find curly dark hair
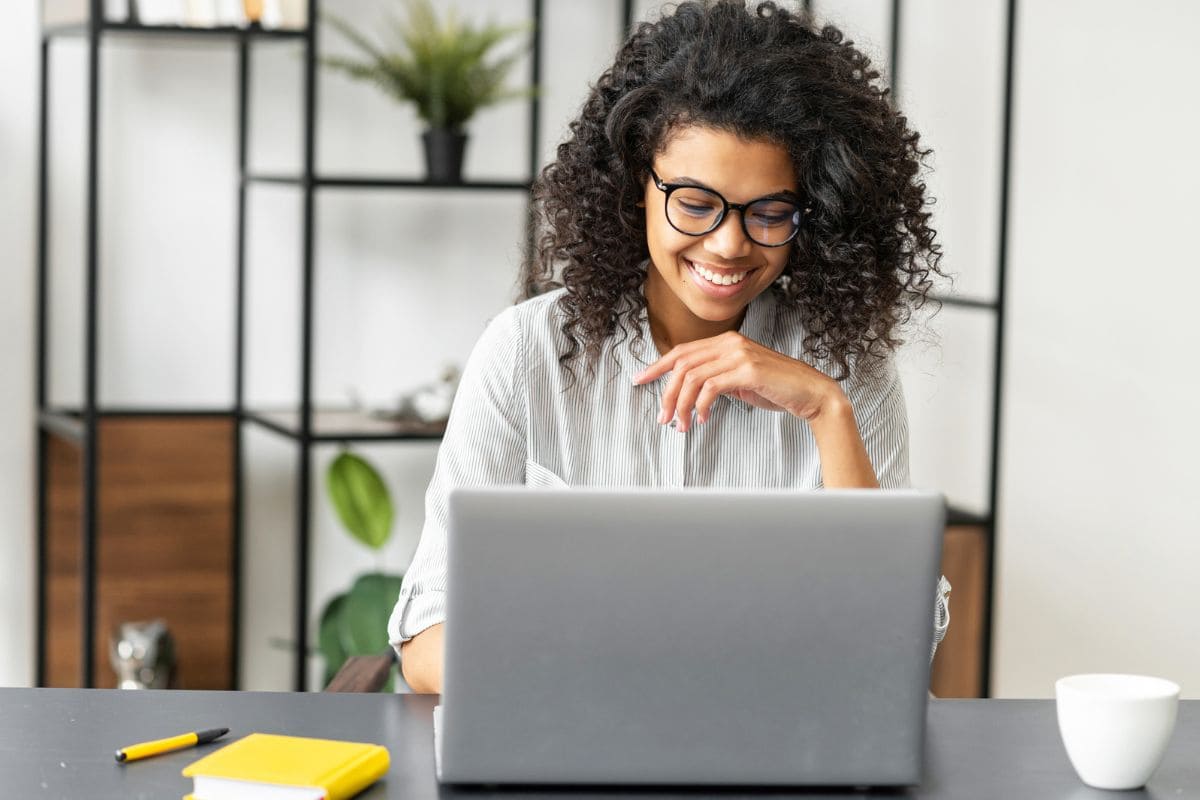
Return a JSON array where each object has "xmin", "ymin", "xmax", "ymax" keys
[{"xmin": 522, "ymin": 0, "xmax": 945, "ymax": 381}]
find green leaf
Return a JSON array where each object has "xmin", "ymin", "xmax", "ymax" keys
[
  {"xmin": 317, "ymin": 572, "xmax": 405, "ymax": 691},
  {"xmin": 341, "ymin": 573, "xmax": 404, "ymax": 655},
  {"xmin": 317, "ymin": 593, "xmax": 349, "ymax": 686},
  {"xmin": 326, "ymin": 451, "xmax": 394, "ymax": 550}
]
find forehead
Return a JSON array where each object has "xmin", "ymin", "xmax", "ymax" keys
[{"xmin": 654, "ymin": 125, "xmax": 796, "ymax": 197}]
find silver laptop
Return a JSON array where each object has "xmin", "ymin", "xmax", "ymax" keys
[{"xmin": 435, "ymin": 487, "xmax": 944, "ymax": 787}]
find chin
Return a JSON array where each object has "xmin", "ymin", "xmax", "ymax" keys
[{"xmin": 685, "ymin": 297, "xmax": 753, "ymax": 323}]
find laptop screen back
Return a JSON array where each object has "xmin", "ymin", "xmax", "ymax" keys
[{"xmin": 439, "ymin": 487, "xmax": 944, "ymax": 786}]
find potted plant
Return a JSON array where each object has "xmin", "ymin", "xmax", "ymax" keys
[
  {"xmin": 318, "ymin": 449, "xmax": 404, "ymax": 691},
  {"xmin": 323, "ymin": 0, "xmax": 534, "ymax": 183}
]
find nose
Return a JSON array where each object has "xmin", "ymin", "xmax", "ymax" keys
[{"xmin": 702, "ymin": 210, "xmax": 754, "ymax": 260}]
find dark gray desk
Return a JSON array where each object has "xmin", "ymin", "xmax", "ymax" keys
[{"xmin": 1, "ymin": 688, "xmax": 1196, "ymax": 799}]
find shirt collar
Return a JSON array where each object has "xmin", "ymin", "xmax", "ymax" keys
[{"xmin": 617, "ymin": 283, "xmax": 778, "ymax": 414}]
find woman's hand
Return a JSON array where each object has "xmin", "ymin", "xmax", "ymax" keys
[
  {"xmin": 632, "ymin": 330, "xmax": 842, "ymax": 432},
  {"xmin": 633, "ymin": 331, "xmax": 879, "ymax": 488}
]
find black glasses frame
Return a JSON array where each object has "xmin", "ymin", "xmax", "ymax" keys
[{"xmin": 648, "ymin": 168, "xmax": 810, "ymax": 248}]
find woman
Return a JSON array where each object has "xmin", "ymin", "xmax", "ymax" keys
[{"xmin": 391, "ymin": 0, "xmax": 949, "ymax": 694}]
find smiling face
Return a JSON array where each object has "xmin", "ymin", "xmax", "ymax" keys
[{"xmin": 642, "ymin": 125, "xmax": 798, "ymax": 351}]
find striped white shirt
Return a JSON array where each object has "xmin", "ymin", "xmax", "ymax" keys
[{"xmin": 389, "ymin": 286, "xmax": 951, "ymax": 661}]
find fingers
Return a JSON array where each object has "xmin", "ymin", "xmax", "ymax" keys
[
  {"xmin": 639, "ymin": 331, "xmax": 832, "ymax": 429},
  {"xmin": 632, "ymin": 363, "xmax": 665, "ymax": 386},
  {"xmin": 694, "ymin": 367, "xmax": 756, "ymax": 423},
  {"xmin": 661, "ymin": 358, "xmax": 733, "ymax": 431},
  {"xmin": 632, "ymin": 336, "xmax": 723, "ymax": 385},
  {"xmin": 633, "ymin": 348, "xmax": 684, "ymax": 385},
  {"xmin": 638, "ymin": 333, "xmax": 778, "ymax": 431}
]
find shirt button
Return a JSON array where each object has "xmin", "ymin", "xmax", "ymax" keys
[{"xmin": 668, "ymin": 420, "xmax": 677, "ymax": 429}]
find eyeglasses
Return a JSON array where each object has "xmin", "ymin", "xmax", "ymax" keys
[{"xmin": 649, "ymin": 168, "xmax": 808, "ymax": 248}]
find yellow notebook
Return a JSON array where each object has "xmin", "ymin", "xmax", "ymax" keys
[{"xmin": 182, "ymin": 732, "xmax": 390, "ymax": 800}]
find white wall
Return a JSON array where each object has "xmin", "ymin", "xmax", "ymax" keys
[
  {"xmin": 993, "ymin": 0, "xmax": 1200, "ymax": 697},
  {"xmin": 0, "ymin": 0, "xmax": 38, "ymax": 687},
  {"xmin": 4, "ymin": 0, "xmax": 1198, "ymax": 697},
  {"xmin": 828, "ymin": 0, "xmax": 1200, "ymax": 697}
]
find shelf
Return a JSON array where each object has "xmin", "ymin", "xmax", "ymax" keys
[
  {"xmin": 40, "ymin": 406, "xmax": 235, "ymax": 416},
  {"xmin": 946, "ymin": 505, "xmax": 992, "ymax": 528},
  {"xmin": 243, "ymin": 409, "xmax": 446, "ymax": 443},
  {"xmin": 244, "ymin": 174, "xmax": 534, "ymax": 192},
  {"xmin": 43, "ymin": 21, "xmax": 307, "ymax": 41},
  {"xmin": 932, "ymin": 294, "xmax": 999, "ymax": 312},
  {"xmin": 35, "ymin": 0, "xmax": 538, "ymax": 693},
  {"xmin": 39, "ymin": 407, "xmax": 236, "ymax": 444},
  {"xmin": 38, "ymin": 410, "xmax": 85, "ymax": 443},
  {"xmin": 41, "ymin": 406, "xmax": 444, "ymax": 445}
]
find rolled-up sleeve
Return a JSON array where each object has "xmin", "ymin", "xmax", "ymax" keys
[
  {"xmin": 931, "ymin": 575, "xmax": 952, "ymax": 664},
  {"xmin": 388, "ymin": 305, "xmax": 527, "ymax": 653}
]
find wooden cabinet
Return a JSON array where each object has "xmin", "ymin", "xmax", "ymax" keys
[
  {"xmin": 43, "ymin": 416, "xmax": 234, "ymax": 689},
  {"xmin": 43, "ymin": 418, "xmax": 989, "ymax": 695},
  {"xmin": 930, "ymin": 524, "xmax": 990, "ymax": 697}
]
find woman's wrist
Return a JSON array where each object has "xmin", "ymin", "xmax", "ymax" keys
[
  {"xmin": 803, "ymin": 383, "xmax": 879, "ymax": 489},
  {"xmin": 790, "ymin": 378, "xmax": 850, "ymax": 426}
]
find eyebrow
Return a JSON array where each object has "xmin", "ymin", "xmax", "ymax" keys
[{"xmin": 670, "ymin": 174, "xmax": 801, "ymax": 203}]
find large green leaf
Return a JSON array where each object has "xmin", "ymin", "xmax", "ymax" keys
[
  {"xmin": 341, "ymin": 573, "xmax": 402, "ymax": 654},
  {"xmin": 318, "ymin": 572, "xmax": 405, "ymax": 691},
  {"xmin": 317, "ymin": 593, "xmax": 349, "ymax": 686},
  {"xmin": 326, "ymin": 451, "xmax": 394, "ymax": 550}
]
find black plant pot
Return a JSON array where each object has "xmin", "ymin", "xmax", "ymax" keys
[{"xmin": 421, "ymin": 128, "xmax": 468, "ymax": 183}]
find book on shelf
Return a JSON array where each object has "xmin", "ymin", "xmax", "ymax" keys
[
  {"xmin": 42, "ymin": 0, "xmax": 89, "ymax": 26},
  {"xmin": 42, "ymin": 0, "xmax": 307, "ymax": 29}
]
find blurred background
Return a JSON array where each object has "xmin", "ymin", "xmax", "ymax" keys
[{"xmin": 1, "ymin": 0, "xmax": 1197, "ymax": 697}]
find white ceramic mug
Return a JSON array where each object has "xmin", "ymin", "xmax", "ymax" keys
[{"xmin": 1056, "ymin": 673, "xmax": 1180, "ymax": 790}]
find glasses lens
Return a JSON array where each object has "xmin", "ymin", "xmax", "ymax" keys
[
  {"xmin": 744, "ymin": 199, "xmax": 801, "ymax": 246},
  {"xmin": 666, "ymin": 188, "xmax": 724, "ymax": 234}
]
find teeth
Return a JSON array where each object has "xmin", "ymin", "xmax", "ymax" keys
[{"xmin": 691, "ymin": 262, "xmax": 747, "ymax": 286}]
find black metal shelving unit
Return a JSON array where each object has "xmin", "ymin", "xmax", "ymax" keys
[
  {"xmin": 39, "ymin": 0, "xmax": 1009, "ymax": 695},
  {"xmin": 35, "ymin": 0, "xmax": 544, "ymax": 691},
  {"xmin": 881, "ymin": 0, "xmax": 1017, "ymax": 696}
]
